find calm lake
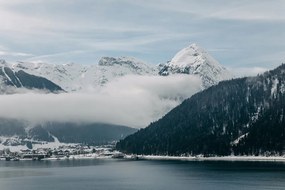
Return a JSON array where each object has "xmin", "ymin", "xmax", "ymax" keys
[{"xmin": 0, "ymin": 159, "xmax": 285, "ymax": 190}]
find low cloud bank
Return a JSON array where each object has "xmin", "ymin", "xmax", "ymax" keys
[
  {"xmin": 229, "ymin": 67, "xmax": 268, "ymax": 77},
  {"xmin": 0, "ymin": 75, "xmax": 202, "ymax": 128}
]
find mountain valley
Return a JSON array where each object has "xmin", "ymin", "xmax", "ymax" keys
[{"xmin": 0, "ymin": 44, "xmax": 234, "ymax": 150}]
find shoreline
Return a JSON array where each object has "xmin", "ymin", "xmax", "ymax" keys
[
  {"xmin": 2, "ymin": 153, "xmax": 285, "ymax": 162},
  {"xmin": 138, "ymin": 155, "xmax": 285, "ymax": 162}
]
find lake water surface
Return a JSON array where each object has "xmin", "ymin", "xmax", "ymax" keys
[{"xmin": 0, "ymin": 159, "xmax": 285, "ymax": 190}]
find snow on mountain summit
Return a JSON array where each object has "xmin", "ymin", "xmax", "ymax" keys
[
  {"xmin": 98, "ymin": 56, "xmax": 156, "ymax": 74},
  {"xmin": 0, "ymin": 45, "xmax": 232, "ymax": 92},
  {"xmin": 159, "ymin": 44, "xmax": 233, "ymax": 88},
  {"xmin": 9, "ymin": 56, "xmax": 157, "ymax": 92},
  {"xmin": 170, "ymin": 43, "xmax": 205, "ymax": 68}
]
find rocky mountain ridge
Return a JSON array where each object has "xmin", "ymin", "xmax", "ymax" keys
[{"xmin": 1, "ymin": 44, "xmax": 232, "ymax": 91}]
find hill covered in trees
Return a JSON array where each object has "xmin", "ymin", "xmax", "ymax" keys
[{"xmin": 117, "ymin": 64, "xmax": 285, "ymax": 156}]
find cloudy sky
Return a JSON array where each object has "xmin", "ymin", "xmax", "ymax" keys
[{"xmin": 0, "ymin": 0, "xmax": 284, "ymax": 70}]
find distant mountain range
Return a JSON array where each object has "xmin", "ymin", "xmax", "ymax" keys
[
  {"xmin": 1, "ymin": 44, "xmax": 233, "ymax": 92},
  {"xmin": 0, "ymin": 118, "xmax": 137, "ymax": 148},
  {"xmin": 117, "ymin": 64, "xmax": 285, "ymax": 156},
  {"xmin": 6, "ymin": 57, "xmax": 157, "ymax": 92},
  {"xmin": 0, "ymin": 44, "xmax": 234, "ymax": 149}
]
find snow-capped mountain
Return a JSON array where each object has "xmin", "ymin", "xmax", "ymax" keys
[
  {"xmin": 0, "ymin": 44, "xmax": 234, "ymax": 149},
  {"xmin": 0, "ymin": 60, "xmax": 63, "ymax": 94},
  {"xmin": 8, "ymin": 57, "xmax": 157, "ymax": 92},
  {"xmin": 159, "ymin": 44, "xmax": 233, "ymax": 88},
  {"xmin": 0, "ymin": 44, "xmax": 232, "ymax": 92}
]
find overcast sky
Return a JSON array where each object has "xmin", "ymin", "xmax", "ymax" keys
[{"xmin": 0, "ymin": 0, "xmax": 284, "ymax": 70}]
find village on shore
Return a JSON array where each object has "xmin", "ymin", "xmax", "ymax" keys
[
  {"xmin": 1, "ymin": 142, "xmax": 285, "ymax": 163},
  {"xmin": 0, "ymin": 143, "xmax": 136, "ymax": 161}
]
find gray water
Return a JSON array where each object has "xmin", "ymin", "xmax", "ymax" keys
[{"xmin": 0, "ymin": 159, "xmax": 285, "ymax": 190}]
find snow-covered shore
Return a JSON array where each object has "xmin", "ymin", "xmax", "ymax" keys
[
  {"xmin": 2, "ymin": 154, "xmax": 285, "ymax": 162},
  {"xmin": 139, "ymin": 155, "xmax": 285, "ymax": 162},
  {"xmin": 41, "ymin": 154, "xmax": 285, "ymax": 162}
]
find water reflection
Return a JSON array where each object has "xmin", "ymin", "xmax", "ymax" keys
[{"xmin": 0, "ymin": 159, "xmax": 285, "ymax": 190}]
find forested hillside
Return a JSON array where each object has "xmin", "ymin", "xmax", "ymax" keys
[{"xmin": 117, "ymin": 64, "xmax": 285, "ymax": 156}]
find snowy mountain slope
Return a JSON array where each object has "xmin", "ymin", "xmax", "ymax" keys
[
  {"xmin": 8, "ymin": 57, "xmax": 157, "ymax": 92},
  {"xmin": 159, "ymin": 44, "xmax": 233, "ymax": 88},
  {"xmin": 1, "ymin": 44, "xmax": 232, "ymax": 92},
  {"xmin": 0, "ymin": 60, "xmax": 63, "ymax": 93}
]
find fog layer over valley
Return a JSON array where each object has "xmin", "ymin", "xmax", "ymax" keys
[
  {"xmin": 0, "ymin": 74, "xmax": 202, "ymax": 128},
  {"xmin": 0, "ymin": 44, "xmax": 229, "ymax": 147}
]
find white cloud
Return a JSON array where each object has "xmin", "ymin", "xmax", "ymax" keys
[
  {"xmin": 0, "ymin": 50, "xmax": 32, "ymax": 57},
  {"xmin": 205, "ymin": 1, "xmax": 285, "ymax": 21},
  {"xmin": 0, "ymin": 45, "xmax": 33, "ymax": 59},
  {"xmin": 229, "ymin": 67, "xmax": 268, "ymax": 77},
  {"xmin": 125, "ymin": 0, "xmax": 285, "ymax": 21},
  {"xmin": 0, "ymin": 75, "xmax": 202, "ymax": 128}
]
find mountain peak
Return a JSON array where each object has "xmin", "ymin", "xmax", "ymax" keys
[
  {"xmin": 169, "ymin": 43, "xmax": 211, "ymax": 68},
  {"xmin": 98, "ymin": 57, "xmax": 118, "ymax": 66},
  {"xmin": 158, "ymin": 44, "xmax": 233, "ymax": 88},
  {"xmin": 187, "ymin": 43, "xmax": 201, "ymax": 51},
  {"xmin": 98, "ymin": 56, "xmax": 145, "ymax": 67},
  {"xmin": 97, "ymin": 56, "xmax": 156, "ymax": 76}
]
